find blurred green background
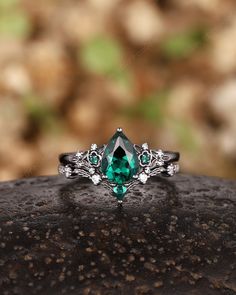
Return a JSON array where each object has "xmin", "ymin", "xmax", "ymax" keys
[{"xmin": 0, "ymin": 0, "xmax": 236, "ymax": 181}]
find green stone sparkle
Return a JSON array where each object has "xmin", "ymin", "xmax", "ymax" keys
[
  {"xmin": 89, "ymin": 153, "xmax": 99, "ymax": 165},
  {"xmin": 113, "ymin": 185, "xmax": 127, "ymax": 200},
  {"xmin": 101, "ymin": 130, "xmax": 139, "ymax": 199},
  {"xmin": 140, "ymin": 151, "xmax": 150, "ymax": 165}
]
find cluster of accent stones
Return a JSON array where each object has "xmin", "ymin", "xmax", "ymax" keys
[
  {"xmin": 58, "ymin": 165, "xmax": 73, "ymax": 178},
  {"xmin": 59, "ymin": 128, "xmax": 179, "ymax": 203},
  {"xmin": 167, "ymin": 163, "xmax": 180, "ymax": 176},
  {"xmin": 58, "ymin": 144, "xmax": 103, "ymax": 184},
  {"xmin": 137, "ymin": 143, "xmax": 151, "ymax": 184},
  {"xmin": 87, "ymin": 144, "xmax": 102, "ymax": 185}
]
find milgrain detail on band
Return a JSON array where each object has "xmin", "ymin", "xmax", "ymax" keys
[{"xmin": 58, "ymin": 130, "xmax": 180, "ymax": 203}]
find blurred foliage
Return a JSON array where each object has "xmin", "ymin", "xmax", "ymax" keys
[
  {"xmin": 109, "ymin": 67, "xmax": 133, "ymax": 90},
  {"xmin": 0, "ymin": 0, "xmax": 19, "ymax": 9},
  {"xmin": 123, "ymin": 92, "xmax": 198, "ymax": 151},
  {"xmin": 0, "ymin": 0, "xmax": 31, "ymax": 38},
  {"xmin": 0, "ymin": 11, "xmax": 31, "ymax": 38},
  {"xmin": 123, "ymin": 91, "xmax": 168, "ymax": 124},
  {"xmin": 80, "ymin": 36, "xmax": 132, "ymax": 89},
  {"xmin": 170, "ymin": 119, "xmax": 199, "ymax": 152},
  {"xmin": 0, "ymin": 0, "xmax": 235, "ymax": 180},
  {"xmin": 23, "ymin": 95, "xmax": 60, "ymax": 133},
  {"xmin": 80, "ymin": 37, "xmax": 123, "ymax": 75},
  {"xmin": 161, "ymin": 28, "xmax": 208, "ymax": 59}
]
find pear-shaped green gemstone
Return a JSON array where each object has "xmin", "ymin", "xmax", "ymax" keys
[{"xmin": 101, "ymin": 130, "xmax": 139, "ymax": 187}]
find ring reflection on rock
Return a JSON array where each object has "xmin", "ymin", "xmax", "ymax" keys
[{"xmin": 58, "ymin": 128, "xmax": 180, "ymax": 204}]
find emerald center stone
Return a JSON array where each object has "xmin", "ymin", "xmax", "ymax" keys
[{"xmin": 101, "ymin": 130, "xmax": 139, "ymax": 187}]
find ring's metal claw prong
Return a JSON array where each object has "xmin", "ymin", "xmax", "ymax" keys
[
  {"xmin": 90, "ymin": 143, "xmax": 97, "ymax": 150},
  {"xmin": 117, "ymin": 127, "xmax": 123, "ymax": 132},
  {"xmin": 142, "ymin": 143, "xmax": 149, "ymax": 150},
  {"xmin": 117, "ymin": 200, "xmax": 123, "ymax": 205}
]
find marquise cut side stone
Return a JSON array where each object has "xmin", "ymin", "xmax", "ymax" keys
[{"xmin": 113, "ymin": 185, "xmax": 127, "ymax": 200}]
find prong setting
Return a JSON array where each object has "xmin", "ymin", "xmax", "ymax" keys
[
  {"xmin": 64, "ymin": 165, "xmax": 72, "ymax": 178},
  {"xmin": 142, "ymin": 143, "xmax": 149, "ymax": 150},
  {"xmin": 138, "ymin": 172, "xmax": 149, "ymax": 184},
  {"xmin": 91, "ymin": 174, "xmax": 101, "ymax": 185},
  {"xmin": 91, "ymin": 143, "xmax": 97, "ymax": 151}
]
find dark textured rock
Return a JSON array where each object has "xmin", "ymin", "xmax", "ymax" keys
[{"xmin": 0, "ymin": 174, "xmax": 235, "ymax": 295}]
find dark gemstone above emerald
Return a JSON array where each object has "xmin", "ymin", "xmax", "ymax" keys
[{"xmin": 101, "ymin": 130, "xmax": 139, "ymax": 199}]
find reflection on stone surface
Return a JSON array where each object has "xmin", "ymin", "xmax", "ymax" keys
[{"xmin": 101, "ymin": 130, "xmax": 139, "ymax": 199}]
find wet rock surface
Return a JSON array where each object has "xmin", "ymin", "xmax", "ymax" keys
[{"xmin": 0, "ymin": 174, "xmax": 235, "ymax": 295}]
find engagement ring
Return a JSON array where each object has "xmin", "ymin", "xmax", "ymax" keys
[{"xmin": 58, "ymin": 128, "xmax": 180, "ymax": 204}]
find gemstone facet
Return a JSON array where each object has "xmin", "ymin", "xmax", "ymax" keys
[
  {"xmin": 91, "ymin": 174, "xmax": 101, "ymax": 185},
  {"xmin": 64, "ymin": 166, "xmax": 72, "ymax": 178},
  {"xmin": 138, "ymin": 172, "xmax": 148, "ymax": 184},
  {"xmin": 113, "ymin": 185, "xmax": 127, "ymax": 200},
  {"xmin": 101, "ymin": 130, "xmax": 139, "ymax": 198},
  {"xmin": 89, "ymin": 152, "xmax": 99, "ymax": 165},
  {"xmin": 140, "ymin": 151, "xmax": 151, "ymax": 165}
]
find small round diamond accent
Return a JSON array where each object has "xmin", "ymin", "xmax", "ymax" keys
[
  {"xmin": 64, "ymin": 166, "xmax": 72, "ymax": 178},
  {"xmin": 138, "ymin": 172, "xmax": 148, "ymax": 184},
  {"xmin": 145, "ymin": 167, "xmax": 150, "ymax": 174},
  {"xmin": 91, "ymin": 174, "xmax": 101, "ymax": 185},
  {"xmin": 142, "ymin": 143, "xmax": 149, "ymax": 150},
  {"xmin": 89, "ymin": 167, "xmax": 96, "ymax": 175},
  {"xmin": 91, "ymin": 143, "xmax": 97, "ymax": 151},
  {"xmin": 155, "ymin": 150, "xmax": 165, "ymax": 166},
  {"xmin": 73, "ymin": 152, "xmax": 83, "ymax": 164},
  {"xmin": 76, "ymin": 151, "xmax": 83, "ymax": 158},
  {"xmin": 167, "ymin": 163, "xmax": 179, "ymax": 176},
  {"xmin": 58, "ymin": 165, "xmax": 65, "ymax": 174}
]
